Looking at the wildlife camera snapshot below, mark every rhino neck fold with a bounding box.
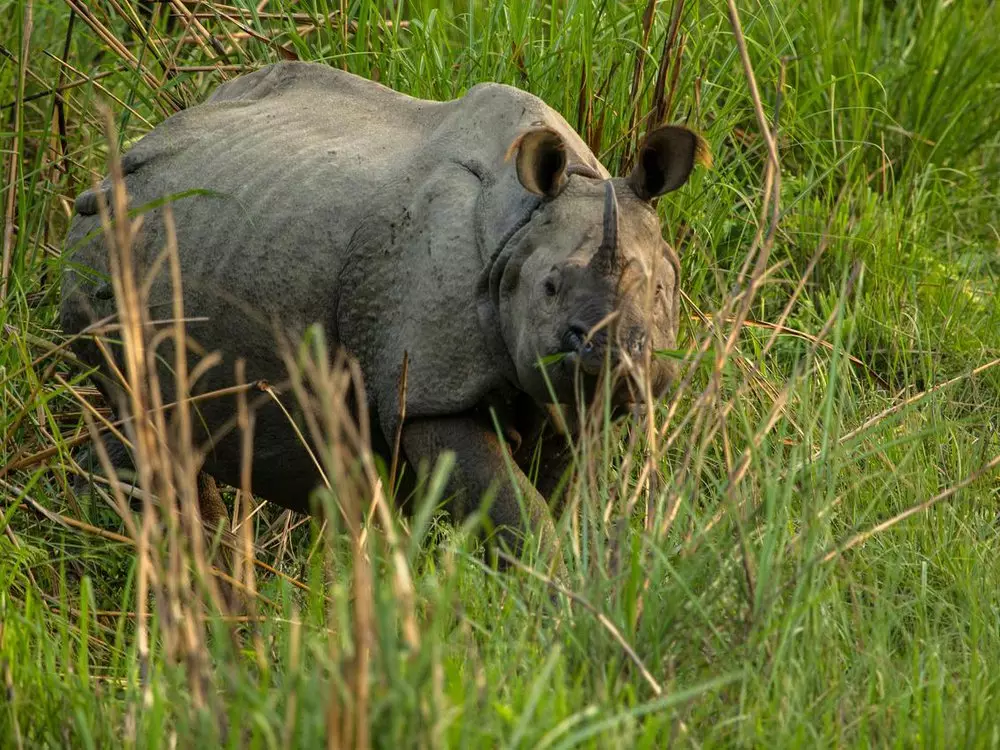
[475,207,540,393]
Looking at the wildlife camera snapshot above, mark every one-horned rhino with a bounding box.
[61,61,707,557]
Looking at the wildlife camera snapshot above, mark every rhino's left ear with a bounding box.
[506,127,568,198]
[628,125,711,201]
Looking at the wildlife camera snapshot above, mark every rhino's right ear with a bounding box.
[506,127,568,198]
[628,125,711,201]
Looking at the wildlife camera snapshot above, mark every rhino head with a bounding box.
[492,124,707,409]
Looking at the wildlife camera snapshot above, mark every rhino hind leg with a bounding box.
[65,330,235,563]
[196,472,230,530]
[512,419,575,515]
[196,473,247,612]
[73,432,230,525]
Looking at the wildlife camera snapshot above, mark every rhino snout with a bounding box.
[561,324,593,357]
[560,321,653,376]
[561,322,636,376]
[561,323,604,375]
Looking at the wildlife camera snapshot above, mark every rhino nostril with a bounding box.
[562,324,589,355]
[626,329,648,356]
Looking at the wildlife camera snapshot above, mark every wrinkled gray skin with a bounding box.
[61,62,702,558]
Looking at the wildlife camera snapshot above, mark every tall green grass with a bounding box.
[2,0,1000,746]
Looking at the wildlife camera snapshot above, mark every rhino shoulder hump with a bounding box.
[207,61,414,108]
[462,81,549,112]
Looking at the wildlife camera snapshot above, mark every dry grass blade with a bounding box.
[80,410,140,541]
[646,0,685,134]
[75,472,318,597]
[234,357,267,666]
[616,2,790,620]
[498,551,663,697]
[389,350,409,500]
[720,0,781,333]
[1,0,31,301]
[277,339,389,750]
[670,11,785,496]
[688,264,863,549]
[85,106,231,719]
[168,0,236,76]
[5,484,278,608]
[820,452,1000,564]
[832,357,1000,452]
[89,105,157,713]
[622,0,658,171]
[369,477,420,651]
[62,0,182,114]
[720,317,885,386]
[260,383,334,498]
[0,381,266,479]
[0,50,121,109]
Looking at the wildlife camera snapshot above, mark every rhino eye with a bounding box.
[543,269,561,298]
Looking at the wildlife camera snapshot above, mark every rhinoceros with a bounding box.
[61,61,706,556]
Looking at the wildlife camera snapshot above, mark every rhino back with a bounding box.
[66,63,443,317]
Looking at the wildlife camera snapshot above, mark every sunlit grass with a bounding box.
[2,0,1000,746]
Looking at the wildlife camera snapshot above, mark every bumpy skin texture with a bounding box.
[61,62,698,557]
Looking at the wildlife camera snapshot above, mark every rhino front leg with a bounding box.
[401,416,559,565]
[518,424,575,510]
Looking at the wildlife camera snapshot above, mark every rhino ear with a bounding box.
[506,127,568,198]
[628,125,711,201]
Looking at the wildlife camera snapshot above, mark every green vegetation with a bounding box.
[2,0,999,746]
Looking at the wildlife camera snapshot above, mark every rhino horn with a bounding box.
[590,180,620,275]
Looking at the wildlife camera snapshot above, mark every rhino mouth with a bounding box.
[544,343,673,413]
[542,351,632,409]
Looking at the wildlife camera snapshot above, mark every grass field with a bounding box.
[2,0,1000,746]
